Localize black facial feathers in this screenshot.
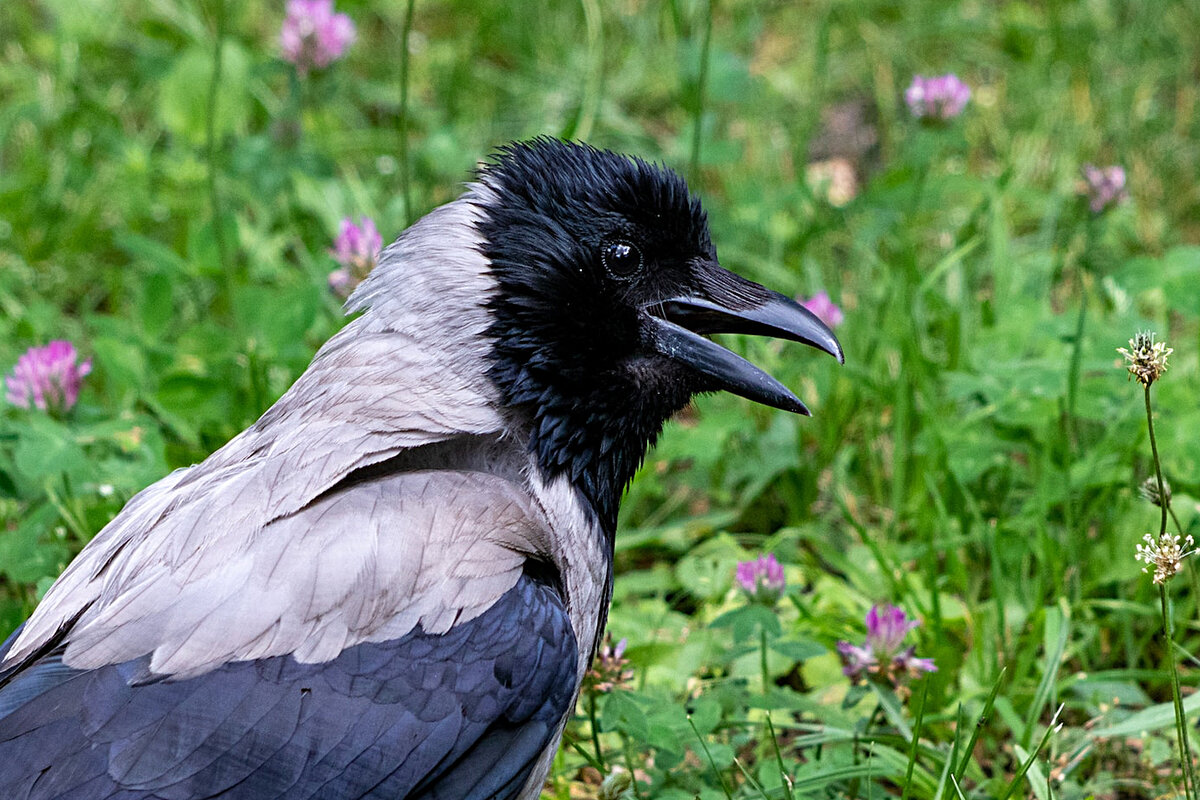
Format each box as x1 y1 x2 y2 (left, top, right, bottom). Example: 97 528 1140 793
474 139 714 532
479 139 709 250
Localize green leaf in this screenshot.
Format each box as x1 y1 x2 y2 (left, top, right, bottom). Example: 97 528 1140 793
139 272 175 339
0 504 70 584
91 334 150 399
1088 691 1200 739
688 695 722 735
12 417 88 483
113 232 190 276
770 637 827 663
675 548 738 602
601 691 649 741
157 44 252 144
232 284 320 360
709 603 782 641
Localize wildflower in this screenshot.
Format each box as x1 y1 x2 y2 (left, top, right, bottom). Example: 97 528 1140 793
5 341 92 414
904 74 971 121
1117 331 1172 387
280 0 356 76
1080 164 1128 214
735 554 786 605
837 604 936 686
598 767 634 800
583 635 634 694
1135 532 1196 585
800 291 844 329
1138 476 1171 509
806 158 858 207
328 216 383 298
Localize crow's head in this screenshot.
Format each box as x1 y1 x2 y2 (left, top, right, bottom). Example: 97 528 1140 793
471 139 842 528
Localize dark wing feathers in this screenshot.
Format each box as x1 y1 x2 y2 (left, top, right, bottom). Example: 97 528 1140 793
0 572 577 800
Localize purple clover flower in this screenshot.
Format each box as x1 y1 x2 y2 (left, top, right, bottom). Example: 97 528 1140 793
5 341 92 414
800 291 844 329
583 635 634 694
735 554 786 605
904 74 971 121
837 604 936 686
280 0 356 76
328 216 383 299
1080 164 1128 214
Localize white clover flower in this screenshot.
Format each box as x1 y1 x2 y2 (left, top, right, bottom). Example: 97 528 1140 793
1117 332 1172 387
1135 532 1196 584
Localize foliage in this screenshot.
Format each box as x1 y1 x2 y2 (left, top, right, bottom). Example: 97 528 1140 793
3 0 1200 797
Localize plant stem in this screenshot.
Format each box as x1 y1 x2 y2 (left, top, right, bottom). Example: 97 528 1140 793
1144 384 1168 538
1067 218 1096 434
954 667 1005 784
764 714 795 800
622 731 645 800
397 0 416 226
759 627 770 694
576 0 603 141
1161 584 1196 799
688 715 733 799
1065 287 1087 443
587 691 607 773
999 704 1062 800
1062 273 1087 542
1146 379 1196 797
689 0 715 183
43 479 89 541
205 0 229 284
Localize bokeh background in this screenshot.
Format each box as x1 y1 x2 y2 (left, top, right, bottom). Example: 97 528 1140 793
3 1 1200 797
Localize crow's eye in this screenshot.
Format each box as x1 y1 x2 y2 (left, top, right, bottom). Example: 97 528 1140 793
602 240 643 279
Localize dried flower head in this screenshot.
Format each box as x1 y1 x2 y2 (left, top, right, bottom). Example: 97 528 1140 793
1080 164 1128 214
583 635 634 694
280 0 356 76
1117 331 1172 387
837 604 936 687
1138 476 1172 509
735 553 786 605
328 216 383 299
598 767 634 800
5 341 92 414
806 158 858 207
800 291 844 329
1135 532 1196 584
904 74 971 121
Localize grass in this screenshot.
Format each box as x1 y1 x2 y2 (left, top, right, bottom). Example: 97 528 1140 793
2 0 1200 797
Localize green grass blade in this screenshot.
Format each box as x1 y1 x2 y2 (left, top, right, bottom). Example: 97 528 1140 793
687 715 734 800
1001 704 1063 800
900 680 930 800
764 713 795 800
955 667 1006 783
1022 601 1070 749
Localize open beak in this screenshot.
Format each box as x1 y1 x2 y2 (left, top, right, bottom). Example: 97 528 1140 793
646 263 843 415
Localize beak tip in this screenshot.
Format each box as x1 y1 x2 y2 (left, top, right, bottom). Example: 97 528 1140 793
815 328 845 365
781 394 812 416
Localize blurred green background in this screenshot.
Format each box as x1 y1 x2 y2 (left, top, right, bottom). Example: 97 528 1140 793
2 1 1200 797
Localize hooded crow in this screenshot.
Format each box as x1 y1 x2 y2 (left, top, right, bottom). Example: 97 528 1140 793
0 138 841 799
